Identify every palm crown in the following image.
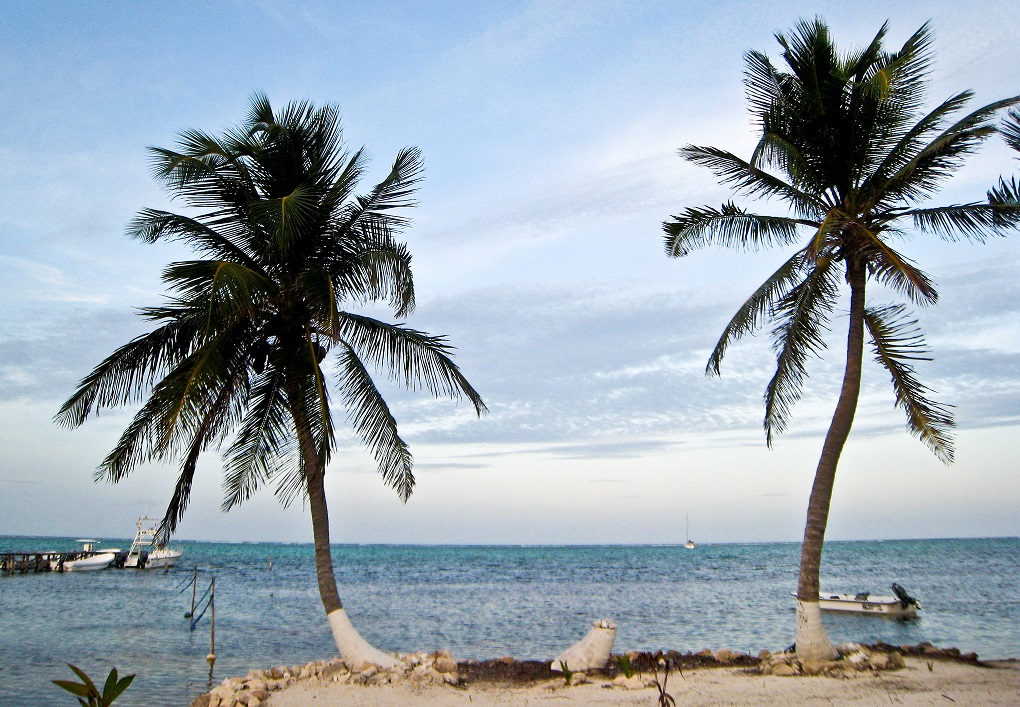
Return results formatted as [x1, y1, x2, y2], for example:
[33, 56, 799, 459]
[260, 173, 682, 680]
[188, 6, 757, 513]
[57, 95, 486, 543]
[664, 19, 1018, 459]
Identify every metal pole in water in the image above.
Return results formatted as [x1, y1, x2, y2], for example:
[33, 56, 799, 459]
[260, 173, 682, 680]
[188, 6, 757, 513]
[206, 576, 216, 666]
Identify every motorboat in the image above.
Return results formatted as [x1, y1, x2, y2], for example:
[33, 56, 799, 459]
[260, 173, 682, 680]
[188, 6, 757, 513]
[59, 540, 116, 572]
[685, 513, 695, 549]
[809, 583, 921, 617]
[122, 517, 182, 569]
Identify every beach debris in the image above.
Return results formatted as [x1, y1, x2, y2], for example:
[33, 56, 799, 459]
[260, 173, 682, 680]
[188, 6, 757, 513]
[551, 618, 617, 672]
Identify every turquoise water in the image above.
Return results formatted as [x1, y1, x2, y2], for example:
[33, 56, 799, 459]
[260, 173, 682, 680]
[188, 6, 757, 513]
[1, 537, 1017, 706]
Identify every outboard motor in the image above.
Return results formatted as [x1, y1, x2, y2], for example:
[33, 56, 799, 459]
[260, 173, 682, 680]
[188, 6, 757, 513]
[891, 583, 920, 610]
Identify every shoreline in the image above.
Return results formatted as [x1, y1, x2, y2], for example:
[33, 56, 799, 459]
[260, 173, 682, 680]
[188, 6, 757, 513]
[191, 643, 1020, 707]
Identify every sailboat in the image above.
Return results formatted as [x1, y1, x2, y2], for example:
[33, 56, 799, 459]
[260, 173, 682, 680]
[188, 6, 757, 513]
[685, 514, 695, 549]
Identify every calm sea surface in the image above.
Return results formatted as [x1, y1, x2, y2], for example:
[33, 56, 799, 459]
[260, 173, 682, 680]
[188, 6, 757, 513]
[1, 537, 1017, 706]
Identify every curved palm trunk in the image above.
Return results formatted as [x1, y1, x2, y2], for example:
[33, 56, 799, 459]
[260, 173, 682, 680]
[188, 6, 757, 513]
[290, 383, 399, 670]
[795, 263, 866, 662]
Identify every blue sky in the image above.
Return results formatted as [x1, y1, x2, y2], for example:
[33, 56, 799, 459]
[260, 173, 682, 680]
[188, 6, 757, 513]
[1, 1, 1018, 544]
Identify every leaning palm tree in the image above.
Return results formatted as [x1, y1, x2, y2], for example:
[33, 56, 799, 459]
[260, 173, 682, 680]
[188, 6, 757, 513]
[56, 95, 486, 668]
[662, 19, 1018, 661]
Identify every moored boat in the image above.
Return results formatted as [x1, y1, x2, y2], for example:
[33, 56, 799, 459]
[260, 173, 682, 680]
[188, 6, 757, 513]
[808, 583, 921, 617]
[123, 517, 182, 569]
[59, 540, 117, 572]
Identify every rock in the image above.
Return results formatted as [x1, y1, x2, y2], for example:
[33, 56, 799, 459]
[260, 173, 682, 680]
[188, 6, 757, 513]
[434, 656, 458, 674]
[771, 663, 800, 677]
[613, 675, 645, 690]
[713, 649, 736, 663]
[497, 656, 514, 665]
[320, 663, 348, 679]
[847, 651, 871, 666]
[802, 660, 837, 675]
[870, 653, 890, 670]
[758, 649, 772, 661]
[442, 671, 460, 685]
[190, 695, 212, 707]
[887, 651, 906, 669]
[571, 672, 590, 684]
[359, 665, 379, 679]
[961, 652, 978, 662]
[838, 642, 863, 656]
[697, 649, 713, 657]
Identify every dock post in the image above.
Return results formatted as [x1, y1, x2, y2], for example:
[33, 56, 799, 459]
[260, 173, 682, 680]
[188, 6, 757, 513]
[206, 576, 216, 666]
[190, 566, 197, 618]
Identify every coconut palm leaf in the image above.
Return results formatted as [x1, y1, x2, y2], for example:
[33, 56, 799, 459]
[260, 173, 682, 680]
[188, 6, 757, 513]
[663, 202, 806, 257]
[707, 249, 807, 376]
[865, 305, 954, 462]
[762, 259, 839, 444]
[334, 345, 415, 501]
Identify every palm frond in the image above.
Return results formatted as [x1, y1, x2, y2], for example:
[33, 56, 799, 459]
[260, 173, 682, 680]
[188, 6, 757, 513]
[1000, 107, 1020, 153]
[222, 367, 297, 512]
[864, 304, 954, 462]
[854, 225, 938, 305]
[763, 258, 840, 444]
[707, 249, 808, 375]
[663, 202, 807, 257]
[907, 202, 1014, 241]
[55, 321, 202, 428]
[334, 345, 415, 501]
[336, 313, 487, 415]
[681, 145, 825, 216]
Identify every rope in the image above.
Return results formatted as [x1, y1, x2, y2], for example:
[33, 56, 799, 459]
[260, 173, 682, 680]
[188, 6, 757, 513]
[188, 579, 214, 631]
[190, 594, 211, 631]
[176, 574, 196, 594]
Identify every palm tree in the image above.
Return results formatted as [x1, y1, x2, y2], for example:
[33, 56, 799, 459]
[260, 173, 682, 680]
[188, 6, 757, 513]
[662, 20, 1019, 661]
[56, 95, 486, 668]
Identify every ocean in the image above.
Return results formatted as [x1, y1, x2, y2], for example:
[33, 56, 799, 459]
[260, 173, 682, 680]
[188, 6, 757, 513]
[1, 537, 1017, 706]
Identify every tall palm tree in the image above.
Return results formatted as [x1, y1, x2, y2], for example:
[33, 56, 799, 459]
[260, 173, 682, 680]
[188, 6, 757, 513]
[662, 20, 1019, 661]
[56, 95, 486, 668]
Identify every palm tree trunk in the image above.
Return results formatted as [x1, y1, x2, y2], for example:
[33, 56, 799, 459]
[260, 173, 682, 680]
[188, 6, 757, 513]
[795, 262, 867, 662]
[288, 378, 399, 669]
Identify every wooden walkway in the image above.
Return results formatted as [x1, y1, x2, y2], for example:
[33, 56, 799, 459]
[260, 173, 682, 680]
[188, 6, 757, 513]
[0, 551, 100, 574]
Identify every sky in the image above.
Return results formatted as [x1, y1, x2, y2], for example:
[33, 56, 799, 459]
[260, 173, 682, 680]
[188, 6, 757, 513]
[1, 1, 1017, 545]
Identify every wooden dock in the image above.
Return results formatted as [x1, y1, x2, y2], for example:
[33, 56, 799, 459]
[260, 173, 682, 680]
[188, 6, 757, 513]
[0, 550, 104, 574]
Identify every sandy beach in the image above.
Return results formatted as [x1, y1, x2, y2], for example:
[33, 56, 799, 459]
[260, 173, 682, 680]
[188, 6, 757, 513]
[192, 653, 1020, 707]
[260, 657, 1020, 706]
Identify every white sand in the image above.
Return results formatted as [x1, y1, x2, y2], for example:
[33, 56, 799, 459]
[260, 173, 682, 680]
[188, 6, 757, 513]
[265, 658, 1020, 706]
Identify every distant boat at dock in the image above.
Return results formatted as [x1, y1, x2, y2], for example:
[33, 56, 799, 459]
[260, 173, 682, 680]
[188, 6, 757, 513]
[123, 516, 182, 569]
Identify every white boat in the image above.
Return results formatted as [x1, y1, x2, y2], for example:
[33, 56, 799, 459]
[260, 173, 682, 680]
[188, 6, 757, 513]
[60, 540, 116, 572]
[685, 513, 695, 549]
[809, 584, 921, 618]
[123, 517, 182, 569]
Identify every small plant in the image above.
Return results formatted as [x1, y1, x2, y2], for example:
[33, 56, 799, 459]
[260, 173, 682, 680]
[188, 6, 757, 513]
[53, 664, 135, 707]
[559, 660, 573, 686]
[617, 653, 635, 679]
[638, 651, 680, 707]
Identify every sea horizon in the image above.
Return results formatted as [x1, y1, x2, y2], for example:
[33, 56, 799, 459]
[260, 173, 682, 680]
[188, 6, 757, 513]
[3, 536, 1018, 706]
[4, 533, 1018, 546]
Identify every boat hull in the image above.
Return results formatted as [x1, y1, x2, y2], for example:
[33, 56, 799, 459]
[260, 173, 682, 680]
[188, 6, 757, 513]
[818, 593, 918, 618]
[63, 553, 115, 572]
